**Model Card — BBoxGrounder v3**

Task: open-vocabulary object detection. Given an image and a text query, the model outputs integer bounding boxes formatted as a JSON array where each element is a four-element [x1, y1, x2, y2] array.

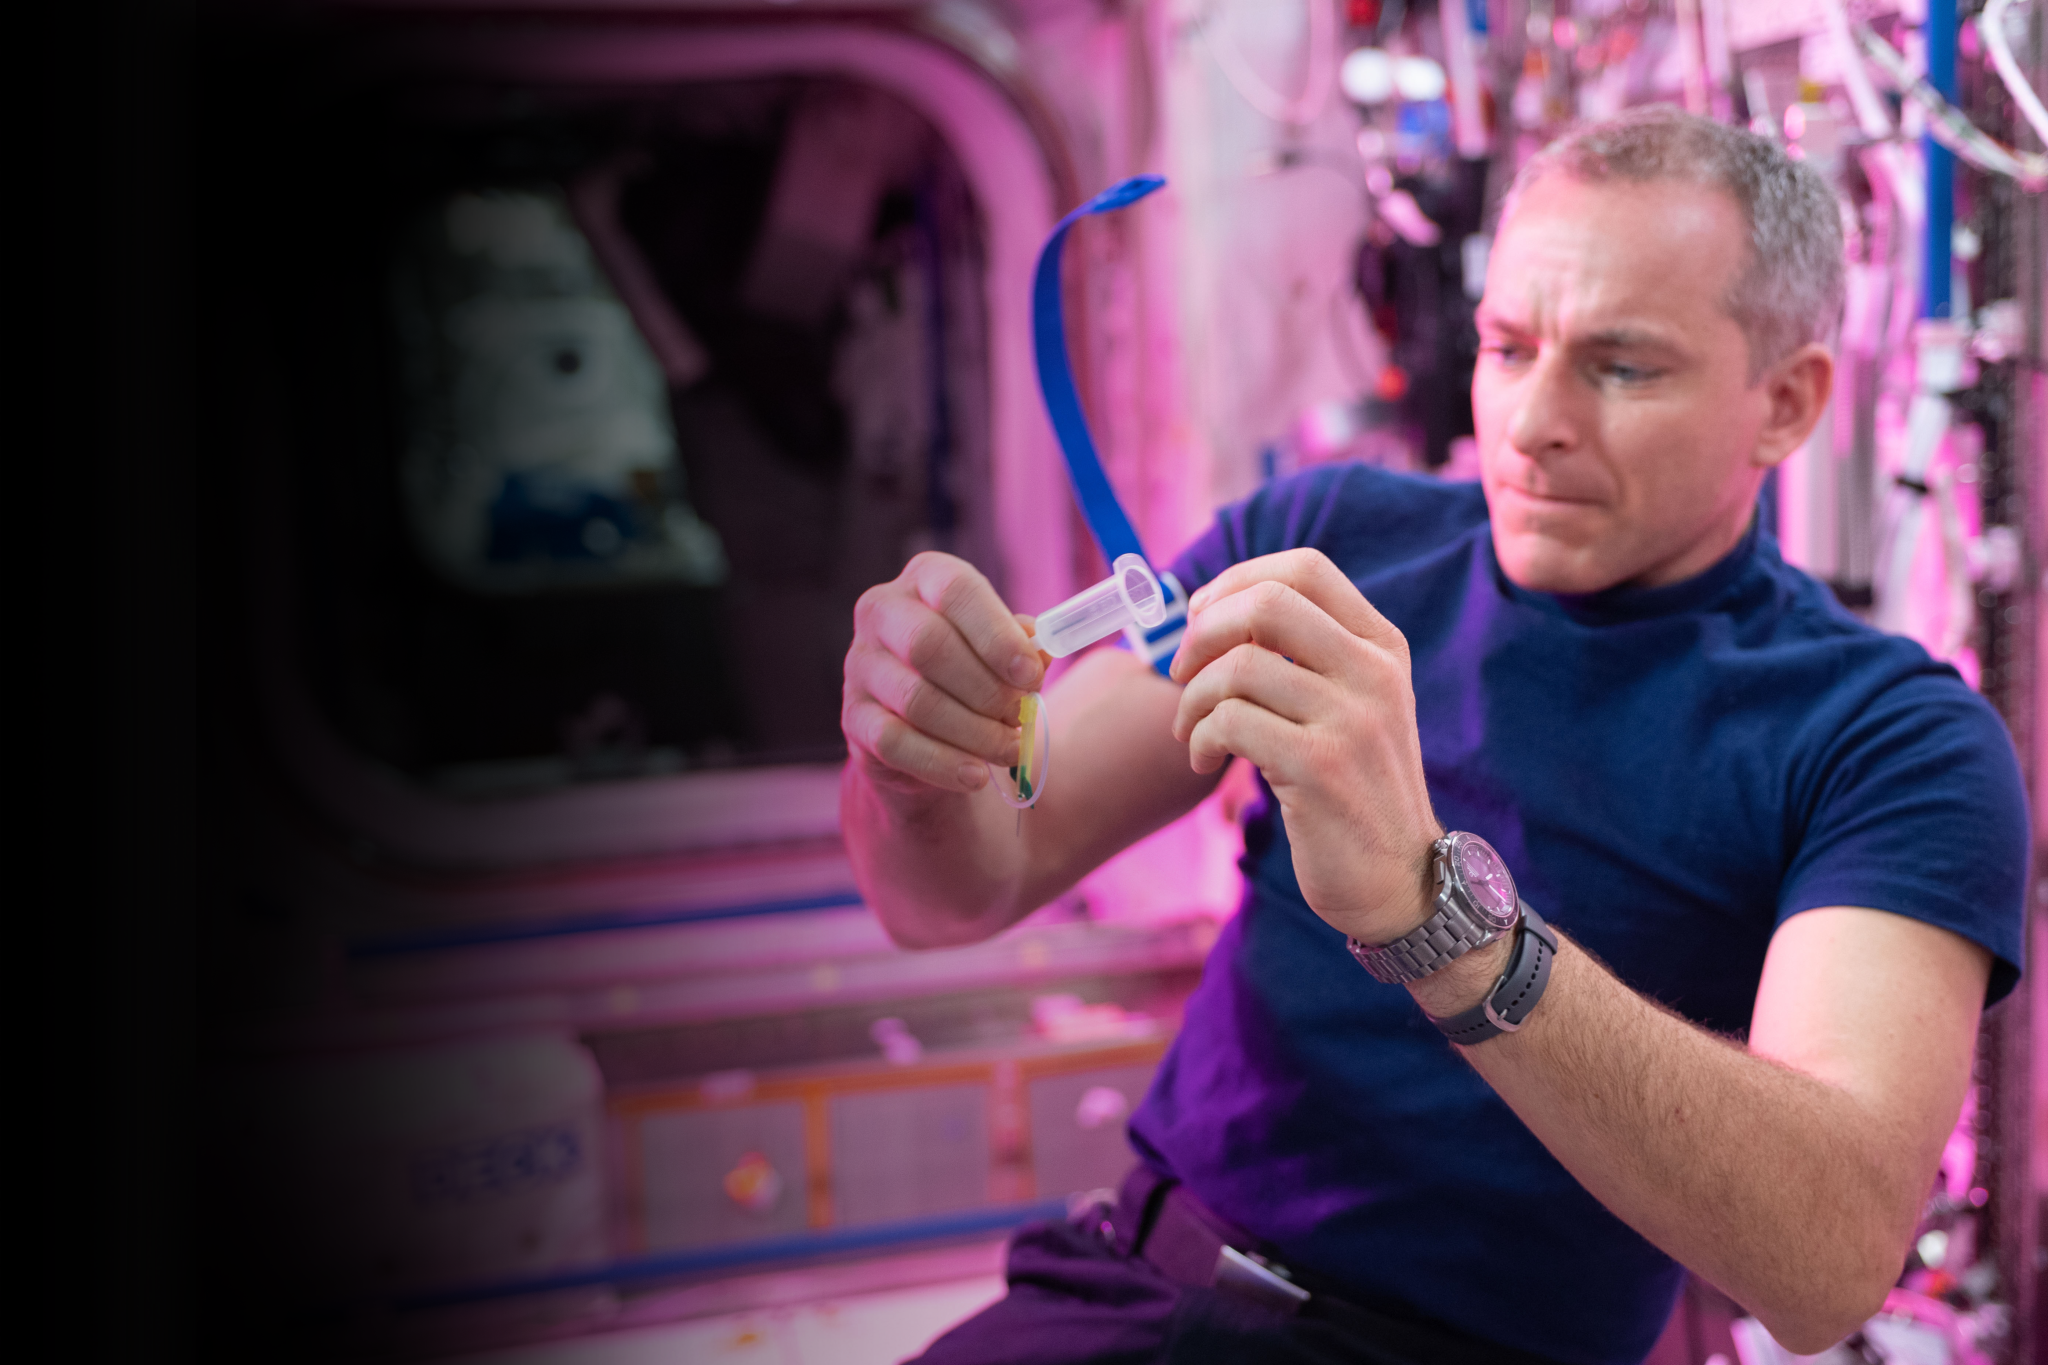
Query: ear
[[1752, 344, 1834, 469]]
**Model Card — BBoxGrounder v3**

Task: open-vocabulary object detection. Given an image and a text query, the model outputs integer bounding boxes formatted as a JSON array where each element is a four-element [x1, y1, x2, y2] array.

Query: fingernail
[[958, 761, 987, 789], [1008, 655, 1039, 687]]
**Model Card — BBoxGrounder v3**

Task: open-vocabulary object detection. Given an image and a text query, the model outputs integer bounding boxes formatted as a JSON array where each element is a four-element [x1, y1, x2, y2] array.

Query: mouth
[[1493, 480, 1604, 510]]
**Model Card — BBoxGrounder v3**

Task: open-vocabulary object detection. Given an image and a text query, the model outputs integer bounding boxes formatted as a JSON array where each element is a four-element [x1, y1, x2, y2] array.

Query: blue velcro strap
[[1031, 175, 1187, 675]]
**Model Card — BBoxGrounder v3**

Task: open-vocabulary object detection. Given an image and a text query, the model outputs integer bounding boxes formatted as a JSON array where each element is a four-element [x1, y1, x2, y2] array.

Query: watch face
[[1451, 836, 1519, 928]]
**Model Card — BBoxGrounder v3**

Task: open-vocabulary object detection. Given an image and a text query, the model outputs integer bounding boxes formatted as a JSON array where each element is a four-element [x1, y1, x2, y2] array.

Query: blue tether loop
[[1031, 174, 1187, 676]]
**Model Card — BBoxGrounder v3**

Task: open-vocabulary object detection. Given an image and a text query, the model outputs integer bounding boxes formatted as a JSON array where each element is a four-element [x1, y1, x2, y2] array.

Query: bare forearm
[[1413, 939, 1922, 1349], [843, 649, 1219, 949], [840, 755, 1031, 948]]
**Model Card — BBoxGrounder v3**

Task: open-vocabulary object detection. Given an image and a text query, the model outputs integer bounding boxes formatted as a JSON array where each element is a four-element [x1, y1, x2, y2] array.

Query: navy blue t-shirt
[[1126, 464, 2028, 1365]]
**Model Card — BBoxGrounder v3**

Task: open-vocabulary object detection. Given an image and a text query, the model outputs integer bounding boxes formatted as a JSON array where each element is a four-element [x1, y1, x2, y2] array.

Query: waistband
[[1108, 1166, 1571, 1365]]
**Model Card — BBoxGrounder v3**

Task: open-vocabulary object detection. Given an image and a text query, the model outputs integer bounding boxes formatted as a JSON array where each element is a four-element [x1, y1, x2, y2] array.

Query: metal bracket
[[1212, 1243, 1311, 1314]]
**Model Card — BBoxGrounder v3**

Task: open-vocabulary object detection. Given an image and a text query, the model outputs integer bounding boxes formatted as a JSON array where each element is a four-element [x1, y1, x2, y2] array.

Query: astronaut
[[839, 109, 2027, 1363]]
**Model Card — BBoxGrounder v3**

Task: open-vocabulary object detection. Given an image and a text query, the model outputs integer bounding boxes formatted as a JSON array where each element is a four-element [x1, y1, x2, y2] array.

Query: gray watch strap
[[1427, 902, 1558, 1045]]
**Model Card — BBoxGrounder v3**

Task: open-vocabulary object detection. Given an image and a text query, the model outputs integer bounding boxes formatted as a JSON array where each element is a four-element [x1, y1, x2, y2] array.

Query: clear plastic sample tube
[[993, 556, 1167, 810], [1025, 554, 1167, 658]]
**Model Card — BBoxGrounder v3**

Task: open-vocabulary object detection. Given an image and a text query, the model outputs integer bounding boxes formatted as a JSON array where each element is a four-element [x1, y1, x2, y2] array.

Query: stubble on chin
[[1492, 524, 1609, 594]]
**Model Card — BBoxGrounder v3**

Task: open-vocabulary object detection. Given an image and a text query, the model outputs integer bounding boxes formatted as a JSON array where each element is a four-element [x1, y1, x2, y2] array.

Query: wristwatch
[[1346, 831, 1558, 1045], [1347, 832, 1522, 983]]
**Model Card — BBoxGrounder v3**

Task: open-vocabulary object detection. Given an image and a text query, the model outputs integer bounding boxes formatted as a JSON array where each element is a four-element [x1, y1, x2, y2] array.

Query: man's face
[[1473, 174, 1782, 594]]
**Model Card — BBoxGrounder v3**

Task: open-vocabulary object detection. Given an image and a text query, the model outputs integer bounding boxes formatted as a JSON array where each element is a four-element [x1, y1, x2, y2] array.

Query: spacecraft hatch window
[[282, 77, 1001, 795]]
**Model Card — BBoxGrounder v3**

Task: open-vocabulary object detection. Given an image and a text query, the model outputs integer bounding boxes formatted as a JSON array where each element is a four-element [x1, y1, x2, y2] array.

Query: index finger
[[905, 552, 1045, 692], [1185, 549, 1402, 651]]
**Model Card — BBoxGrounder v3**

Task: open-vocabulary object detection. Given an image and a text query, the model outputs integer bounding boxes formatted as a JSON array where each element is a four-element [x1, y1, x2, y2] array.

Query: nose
[[1504, 348, 1581, 463]]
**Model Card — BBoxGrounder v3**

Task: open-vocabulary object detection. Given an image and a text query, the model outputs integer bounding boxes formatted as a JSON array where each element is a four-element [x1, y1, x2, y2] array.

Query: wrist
[[1346, 830, 1516, 985], [848, 755, 983, 845], [1335, 827, 1442, 945], [1406, 933, 1513, 1017], [1343, 830, 1556, 1043]]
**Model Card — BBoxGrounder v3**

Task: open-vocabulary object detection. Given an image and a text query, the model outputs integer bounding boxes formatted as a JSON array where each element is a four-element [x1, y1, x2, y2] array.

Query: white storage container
[[231, 1031, 606, 1294]]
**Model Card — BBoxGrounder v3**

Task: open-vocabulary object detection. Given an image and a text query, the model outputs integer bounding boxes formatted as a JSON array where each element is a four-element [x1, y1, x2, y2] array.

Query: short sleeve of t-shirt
[[1776, 654, 2030, 1003]]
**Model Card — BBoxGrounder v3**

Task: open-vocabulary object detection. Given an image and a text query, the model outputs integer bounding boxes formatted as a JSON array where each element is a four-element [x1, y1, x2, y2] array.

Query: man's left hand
[[1169, 549, 1442, 945]]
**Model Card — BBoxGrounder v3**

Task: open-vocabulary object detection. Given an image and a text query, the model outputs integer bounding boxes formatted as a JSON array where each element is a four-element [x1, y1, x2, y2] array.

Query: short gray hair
[[1505, 105, 1844, 379]]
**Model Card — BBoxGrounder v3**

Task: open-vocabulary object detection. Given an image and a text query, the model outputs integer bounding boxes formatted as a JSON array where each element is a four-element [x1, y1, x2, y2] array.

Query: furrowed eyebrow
[[1579, 327, 1684, 352], [1476, 314, 1692, 360], [1475, 308, 1533, 336]]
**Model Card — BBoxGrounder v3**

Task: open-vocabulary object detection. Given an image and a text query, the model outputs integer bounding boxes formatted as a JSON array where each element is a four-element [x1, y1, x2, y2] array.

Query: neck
[[1630, 497, 1761, 591]]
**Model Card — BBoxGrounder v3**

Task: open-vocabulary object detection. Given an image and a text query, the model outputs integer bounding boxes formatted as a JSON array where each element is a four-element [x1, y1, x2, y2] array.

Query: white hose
[[1202, 0, 1337, 128], [1857, 142, 1923, 359], [1877, 393, 1950, 634], [1852, 20, 2048, 188], [1931, 470, 1977, 664], [1877, 324, 1967, 641], [1821, 0, 1894, 139], [1981, 0, 2048, 149]]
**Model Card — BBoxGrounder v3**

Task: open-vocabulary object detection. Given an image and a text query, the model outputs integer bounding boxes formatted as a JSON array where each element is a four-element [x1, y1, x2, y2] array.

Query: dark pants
[[910, 1172, 1563, 1365]]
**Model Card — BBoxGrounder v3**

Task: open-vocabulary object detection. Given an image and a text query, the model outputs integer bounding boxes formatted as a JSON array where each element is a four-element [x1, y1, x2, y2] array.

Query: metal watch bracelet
[[1348, 890, 1501, 983], [1426, 902, 1558, 1045]]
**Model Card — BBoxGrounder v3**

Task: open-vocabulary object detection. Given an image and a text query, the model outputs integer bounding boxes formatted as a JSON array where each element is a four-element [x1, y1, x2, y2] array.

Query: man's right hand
[[841, 552, 1048, 797]]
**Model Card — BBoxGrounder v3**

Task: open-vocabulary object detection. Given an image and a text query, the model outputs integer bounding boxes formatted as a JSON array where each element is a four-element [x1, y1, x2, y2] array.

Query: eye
[[553, 348, 583, 375], [1602, 361, 1660, 385], [1482, 340, 1534, 367]]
